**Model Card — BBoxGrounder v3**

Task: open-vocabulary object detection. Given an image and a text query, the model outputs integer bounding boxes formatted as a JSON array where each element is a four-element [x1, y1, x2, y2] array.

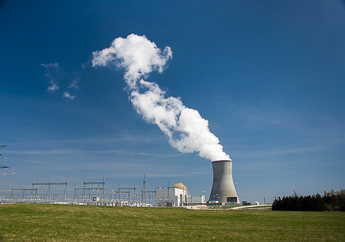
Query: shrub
[[272, 189, 344, 211]]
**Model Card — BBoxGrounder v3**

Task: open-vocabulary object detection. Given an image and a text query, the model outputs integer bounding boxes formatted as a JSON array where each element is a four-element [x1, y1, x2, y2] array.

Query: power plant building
[[155, 182, 205, 207]]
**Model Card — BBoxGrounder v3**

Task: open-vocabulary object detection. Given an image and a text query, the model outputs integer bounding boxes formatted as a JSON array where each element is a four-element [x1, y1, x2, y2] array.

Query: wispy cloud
[[232, 145, 326, 160], [41, 63, 80, 100], [63, 91, 76, 100], [68, 79, 79, 90], [41, 63, 59, 68], [42, 62, 61, 92], [6, 149, 82, 155], [47, 81, 59, 92], [92, 149, 183, 158], [63, 77, 79, 100]]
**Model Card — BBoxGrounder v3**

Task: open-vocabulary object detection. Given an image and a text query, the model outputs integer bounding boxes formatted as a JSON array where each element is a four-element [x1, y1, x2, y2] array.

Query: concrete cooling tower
[[209, 160, 239, 204]]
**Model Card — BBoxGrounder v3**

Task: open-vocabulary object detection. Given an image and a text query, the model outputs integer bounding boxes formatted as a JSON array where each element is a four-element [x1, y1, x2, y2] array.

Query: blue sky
[[1, 0, 344, 203]]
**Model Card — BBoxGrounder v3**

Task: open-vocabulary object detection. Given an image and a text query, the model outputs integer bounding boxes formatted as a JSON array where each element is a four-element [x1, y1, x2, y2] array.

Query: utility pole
[[0, 145, 15, 175], [142, 174, 146, 204]]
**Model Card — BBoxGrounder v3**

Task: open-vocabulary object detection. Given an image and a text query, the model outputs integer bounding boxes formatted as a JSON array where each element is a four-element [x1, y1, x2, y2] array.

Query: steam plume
[[92, 34, 230, 161]]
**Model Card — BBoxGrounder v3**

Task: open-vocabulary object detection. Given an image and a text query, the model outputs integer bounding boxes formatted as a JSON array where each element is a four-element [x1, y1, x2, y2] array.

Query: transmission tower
[[0, 145, 16, 175]]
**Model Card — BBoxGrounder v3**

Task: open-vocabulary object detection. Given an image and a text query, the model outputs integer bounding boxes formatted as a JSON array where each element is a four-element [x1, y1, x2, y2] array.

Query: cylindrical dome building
[[209, 159, 239, 204], [172, 182, 188, 195]]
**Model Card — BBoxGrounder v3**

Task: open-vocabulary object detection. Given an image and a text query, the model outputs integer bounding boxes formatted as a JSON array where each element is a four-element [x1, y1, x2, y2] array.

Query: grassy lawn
[[0, 203, 344, 241]]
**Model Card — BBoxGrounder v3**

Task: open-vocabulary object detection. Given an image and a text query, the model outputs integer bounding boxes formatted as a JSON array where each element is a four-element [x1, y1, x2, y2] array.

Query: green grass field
[[0, 203, 344, 241]]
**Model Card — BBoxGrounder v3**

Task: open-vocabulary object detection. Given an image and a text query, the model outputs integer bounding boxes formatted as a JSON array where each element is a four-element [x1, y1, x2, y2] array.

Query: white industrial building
[[155, 182, 205, 207]]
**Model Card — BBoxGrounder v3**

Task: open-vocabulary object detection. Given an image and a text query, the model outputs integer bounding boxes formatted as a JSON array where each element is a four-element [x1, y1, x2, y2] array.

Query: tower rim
[[211, 159, 233, 163]]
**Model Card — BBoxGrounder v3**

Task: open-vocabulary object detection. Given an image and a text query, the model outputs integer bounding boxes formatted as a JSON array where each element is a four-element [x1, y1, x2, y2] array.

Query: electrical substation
[[0, 176, 157, 206], [0, 145, 240, 207], [0, 177, 208, 207]]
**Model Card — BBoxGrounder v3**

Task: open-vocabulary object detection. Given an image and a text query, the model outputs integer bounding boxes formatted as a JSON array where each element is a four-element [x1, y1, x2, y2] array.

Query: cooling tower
[[209, 159, 239, 204]]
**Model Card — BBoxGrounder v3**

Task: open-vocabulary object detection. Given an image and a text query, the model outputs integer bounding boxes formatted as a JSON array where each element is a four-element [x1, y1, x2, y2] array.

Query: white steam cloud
[[92, 34, 230, 161]]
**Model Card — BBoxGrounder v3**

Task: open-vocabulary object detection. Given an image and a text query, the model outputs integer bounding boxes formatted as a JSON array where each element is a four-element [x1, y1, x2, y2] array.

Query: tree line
[[272, 189, 345, 211]]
